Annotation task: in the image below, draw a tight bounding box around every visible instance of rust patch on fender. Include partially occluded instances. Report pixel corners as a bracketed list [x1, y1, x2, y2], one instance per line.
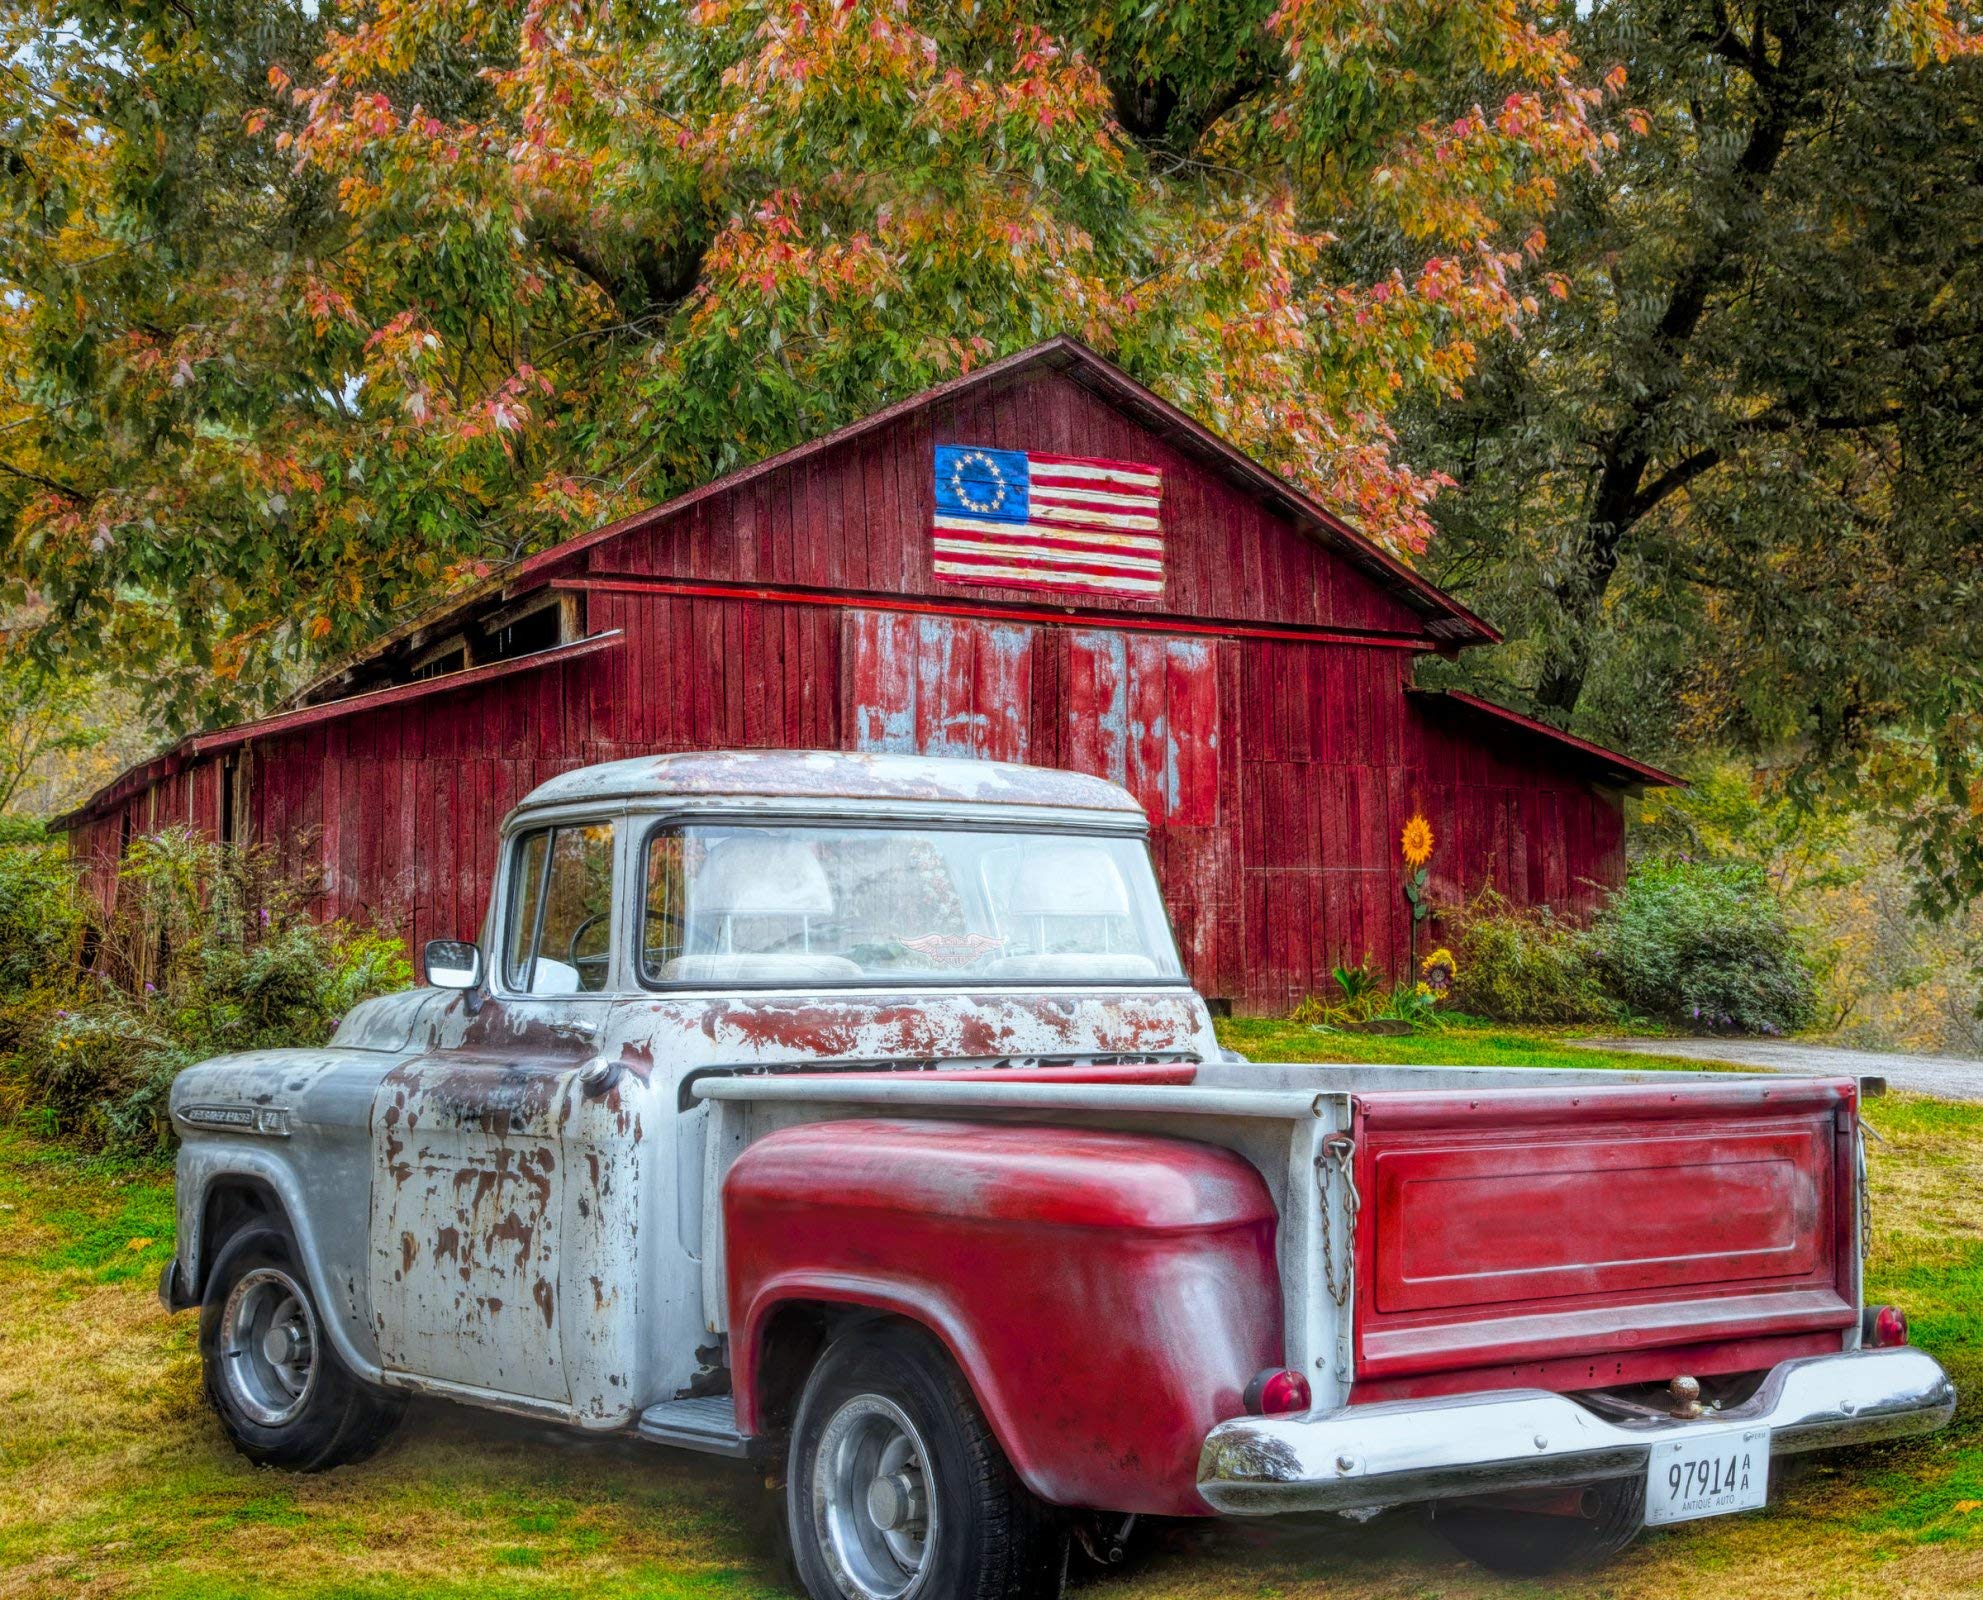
[370, 1058, 572, 1401]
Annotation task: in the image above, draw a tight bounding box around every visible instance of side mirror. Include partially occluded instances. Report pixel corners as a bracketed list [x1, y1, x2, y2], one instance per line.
[425, 939, 484, 992]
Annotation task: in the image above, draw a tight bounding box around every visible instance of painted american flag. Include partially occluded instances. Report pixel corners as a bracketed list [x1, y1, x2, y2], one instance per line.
[931, 444, 1164, 598]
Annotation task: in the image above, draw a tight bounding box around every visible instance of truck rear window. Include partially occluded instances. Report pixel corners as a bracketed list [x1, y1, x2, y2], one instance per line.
[639, 824, 1184, 988]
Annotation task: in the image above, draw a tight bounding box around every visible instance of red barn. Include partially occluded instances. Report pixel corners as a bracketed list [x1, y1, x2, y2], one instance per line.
[60, 339, 1675, 1013]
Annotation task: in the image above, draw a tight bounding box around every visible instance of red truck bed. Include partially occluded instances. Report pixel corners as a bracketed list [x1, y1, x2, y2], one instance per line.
[1349, 1078, 1859, 1400]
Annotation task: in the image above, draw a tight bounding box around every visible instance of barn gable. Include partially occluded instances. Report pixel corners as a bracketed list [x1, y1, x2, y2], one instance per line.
[534, 346, 1484, 643]
[295, 338, 1491, 707]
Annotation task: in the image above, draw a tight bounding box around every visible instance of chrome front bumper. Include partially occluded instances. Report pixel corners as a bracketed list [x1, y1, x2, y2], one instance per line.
[1197, 1347, 1956, 1516]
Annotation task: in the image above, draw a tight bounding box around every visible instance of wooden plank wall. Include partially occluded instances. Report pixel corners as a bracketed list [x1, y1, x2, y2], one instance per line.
[594, 365, 1434, 640]
[68, 590, 1623, 1014]
[1236, 641, 1623, 1013]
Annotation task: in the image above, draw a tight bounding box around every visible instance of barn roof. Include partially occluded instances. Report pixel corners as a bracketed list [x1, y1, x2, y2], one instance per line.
[516, 749, 1145, 817]
[1408, 690, 1685, 790]
[293, 337, 1497, 705]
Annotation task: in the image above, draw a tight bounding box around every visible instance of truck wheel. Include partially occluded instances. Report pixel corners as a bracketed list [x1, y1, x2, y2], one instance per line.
[199, 1225, 404, 1472]
[786, 1323, 1068, 1600]
[1431, 1477, 1645, 1575]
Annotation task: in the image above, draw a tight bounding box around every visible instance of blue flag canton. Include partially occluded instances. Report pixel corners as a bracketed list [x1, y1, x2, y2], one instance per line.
[934, 445, 1031, 525]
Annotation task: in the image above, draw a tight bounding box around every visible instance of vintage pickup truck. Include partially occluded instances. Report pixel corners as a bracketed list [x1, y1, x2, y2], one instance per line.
[162, 750, 1953, 1597]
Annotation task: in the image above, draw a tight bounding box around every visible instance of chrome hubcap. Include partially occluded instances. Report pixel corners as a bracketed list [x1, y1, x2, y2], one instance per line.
[221, 1266, 318, 1426]
[813, 1395, 936, 1599]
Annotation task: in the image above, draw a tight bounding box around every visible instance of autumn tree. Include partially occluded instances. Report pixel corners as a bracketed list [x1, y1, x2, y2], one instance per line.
[0, 0, 1628, 730]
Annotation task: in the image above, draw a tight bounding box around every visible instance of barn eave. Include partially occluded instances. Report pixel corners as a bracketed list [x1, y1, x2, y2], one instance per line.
[1408, 689, 1685, 792]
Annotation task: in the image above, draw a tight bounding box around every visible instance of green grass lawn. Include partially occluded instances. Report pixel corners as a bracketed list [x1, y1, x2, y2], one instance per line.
[1, 1056, 1977, 1598]
[1215, 1016, 1736, 1072]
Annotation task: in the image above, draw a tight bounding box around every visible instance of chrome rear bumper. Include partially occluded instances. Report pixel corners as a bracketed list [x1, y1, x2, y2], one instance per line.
[1197, 1347, 1955, 1516]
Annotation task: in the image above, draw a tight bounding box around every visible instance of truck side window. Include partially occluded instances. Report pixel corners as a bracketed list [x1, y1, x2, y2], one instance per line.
[505, 822, 616, 994]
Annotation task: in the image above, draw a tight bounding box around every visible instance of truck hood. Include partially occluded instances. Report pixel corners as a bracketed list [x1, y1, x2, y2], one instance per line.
[169, 1046, 399, 1135]
[603, 986, 1220, 1081]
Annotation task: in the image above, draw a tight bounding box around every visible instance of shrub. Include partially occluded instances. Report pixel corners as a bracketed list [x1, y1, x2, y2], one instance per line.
[0, 828, 412, 1156]
[1444, 889, 1616, 1025]
[0, 820, 83, 1003]
[1289, 960, 1385, 1025]
[1592, 859, 1818, 1034]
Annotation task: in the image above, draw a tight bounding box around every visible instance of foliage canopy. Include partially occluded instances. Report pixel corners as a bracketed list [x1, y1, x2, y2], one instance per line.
[4, 0, 1981, 927]
[0, 0, 1633, 728]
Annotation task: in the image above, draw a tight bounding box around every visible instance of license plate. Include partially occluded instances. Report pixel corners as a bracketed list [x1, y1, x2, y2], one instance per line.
[1644, 1429, 1770, 1525]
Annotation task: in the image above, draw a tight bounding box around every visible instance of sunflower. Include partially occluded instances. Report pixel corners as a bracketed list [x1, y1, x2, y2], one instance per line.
[1420, 946, 1456, 996]
[1400, 814, 1434, 868]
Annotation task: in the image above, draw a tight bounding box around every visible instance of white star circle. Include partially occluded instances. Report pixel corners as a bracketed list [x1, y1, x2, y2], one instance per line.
[949, 450, 1009, 515]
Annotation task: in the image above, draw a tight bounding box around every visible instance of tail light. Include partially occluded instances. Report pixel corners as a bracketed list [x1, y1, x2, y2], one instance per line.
[1243, 1367, 1312, 1416]
[1864, 1304, 1909, 1348]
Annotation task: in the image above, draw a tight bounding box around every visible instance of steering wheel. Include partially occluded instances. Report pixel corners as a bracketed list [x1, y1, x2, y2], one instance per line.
[566, 911, 613, 985]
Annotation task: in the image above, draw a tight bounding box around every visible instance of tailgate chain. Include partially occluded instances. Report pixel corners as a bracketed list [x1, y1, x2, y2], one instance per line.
[1316, 1133, 1360, 1307]
[1857, 1122, 1872, 1262]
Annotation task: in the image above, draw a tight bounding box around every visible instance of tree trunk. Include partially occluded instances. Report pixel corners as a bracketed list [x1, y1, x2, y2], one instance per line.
[1532, 5, 1819, 717]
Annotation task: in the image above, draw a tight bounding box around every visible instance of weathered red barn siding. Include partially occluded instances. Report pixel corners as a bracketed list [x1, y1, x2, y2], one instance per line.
[576, 364, 1433, 638]
[64, 343, 1655, 1014]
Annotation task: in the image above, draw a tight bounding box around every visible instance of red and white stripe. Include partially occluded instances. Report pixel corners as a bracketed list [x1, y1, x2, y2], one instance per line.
[933, 452, 1165, 598]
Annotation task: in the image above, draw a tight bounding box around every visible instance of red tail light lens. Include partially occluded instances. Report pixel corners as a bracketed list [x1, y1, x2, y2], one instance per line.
[1243, 1367, 1312, 1416]
[1865, 1304, 1909, 1348]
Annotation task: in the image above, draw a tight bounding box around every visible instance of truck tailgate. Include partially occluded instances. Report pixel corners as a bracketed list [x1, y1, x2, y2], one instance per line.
[1350, 1078, 1858, 1392]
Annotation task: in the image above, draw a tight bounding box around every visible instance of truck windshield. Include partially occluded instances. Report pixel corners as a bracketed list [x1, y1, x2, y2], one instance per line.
[639, 823, 1184, 987]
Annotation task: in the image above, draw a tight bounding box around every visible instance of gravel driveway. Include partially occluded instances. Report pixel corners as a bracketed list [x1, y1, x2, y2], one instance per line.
[1577, 1036, 1983, 1102]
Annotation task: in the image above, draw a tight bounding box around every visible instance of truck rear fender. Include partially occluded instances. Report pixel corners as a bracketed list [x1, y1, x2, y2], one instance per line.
[724, 1119, 1284, 1517]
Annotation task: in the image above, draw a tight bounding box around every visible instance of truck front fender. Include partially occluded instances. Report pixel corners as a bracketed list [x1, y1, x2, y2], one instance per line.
[724, 1118, 1283, 1516]
[172, 1140, 386, 1386]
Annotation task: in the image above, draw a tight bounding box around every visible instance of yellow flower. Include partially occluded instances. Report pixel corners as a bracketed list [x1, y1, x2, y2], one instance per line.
[1401, 814, 1434, 868]
[1421, 946, 1456, 997]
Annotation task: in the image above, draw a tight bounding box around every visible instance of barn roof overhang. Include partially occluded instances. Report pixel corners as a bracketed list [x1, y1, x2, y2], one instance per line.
[1407, 689, 1685, 791]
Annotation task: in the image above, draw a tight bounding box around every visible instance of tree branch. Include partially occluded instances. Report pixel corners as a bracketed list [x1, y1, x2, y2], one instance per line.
[529, 215, 705, 319]
[0, 458, 85, 500]
[1628, 406, 1910, 520]
[1534, 2, 1827, 712]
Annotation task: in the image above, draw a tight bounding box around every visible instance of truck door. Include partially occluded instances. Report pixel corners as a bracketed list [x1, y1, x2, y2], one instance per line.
[369, 819, 618, 1408]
